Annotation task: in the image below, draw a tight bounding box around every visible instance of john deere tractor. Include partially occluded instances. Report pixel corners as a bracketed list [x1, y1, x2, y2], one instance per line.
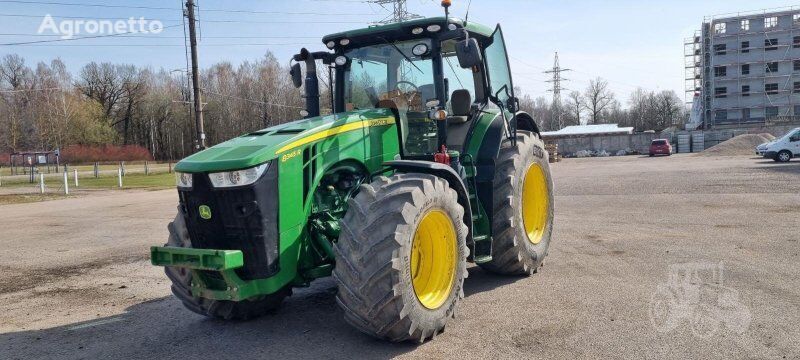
[151, 5, 554, 343]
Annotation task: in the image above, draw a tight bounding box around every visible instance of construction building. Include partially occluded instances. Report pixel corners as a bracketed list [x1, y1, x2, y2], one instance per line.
[685, 7, 800, 129]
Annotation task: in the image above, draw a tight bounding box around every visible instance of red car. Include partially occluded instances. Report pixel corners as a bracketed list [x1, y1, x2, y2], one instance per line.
[649, 139, 672, 156]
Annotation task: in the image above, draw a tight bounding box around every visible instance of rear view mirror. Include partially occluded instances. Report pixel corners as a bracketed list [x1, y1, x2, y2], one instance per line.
[455, 38, 482, 68]
[290, 63, 302, 88]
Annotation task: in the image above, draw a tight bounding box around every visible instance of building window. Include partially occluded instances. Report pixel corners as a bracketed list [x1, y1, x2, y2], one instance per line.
[714, 66, 726, 77]
[742, 85, 750, 96]
[715, 110, 727, 121]
[765, 38, 778, 51]
[794, 82, 800, 93]
[714, 87, 727, 98]
[766, 62, 779, 73]
[765, 16, 778, 28]
[765, 83, 779, 95]
[795, 36, 800, 48]
[741, 41, 750, 53]
[795, 105, 800, 116]
[794, 14, 800, 25]
[741, 19, 750, 30]
[741, 64, 750, 75]
[795, 60, 800, 71]
[743, 108, 751, 120]
[713, 43, 726, 55]
[766, 106, 779, 118]
[714, 22, 726, 34]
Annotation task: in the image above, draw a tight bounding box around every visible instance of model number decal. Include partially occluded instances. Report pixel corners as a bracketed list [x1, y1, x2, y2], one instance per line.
[281, 149, 302, 162]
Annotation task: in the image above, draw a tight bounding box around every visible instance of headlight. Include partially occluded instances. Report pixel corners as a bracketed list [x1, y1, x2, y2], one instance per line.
[334, 55, 348, 66]
[176, 172, 193, 188]
[326, 41, 335, 49]
[426, 24, 441, 32]
[208, 163, 269, 188]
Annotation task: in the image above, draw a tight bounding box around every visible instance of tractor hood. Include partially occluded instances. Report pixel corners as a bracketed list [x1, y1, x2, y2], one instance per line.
[174, 108, 395, 173]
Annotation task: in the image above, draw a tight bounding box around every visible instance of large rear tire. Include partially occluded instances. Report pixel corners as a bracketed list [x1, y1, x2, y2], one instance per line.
[164, 209, 290, 320]
[333, 173, 469, 342]
[479, 130, 554, 275]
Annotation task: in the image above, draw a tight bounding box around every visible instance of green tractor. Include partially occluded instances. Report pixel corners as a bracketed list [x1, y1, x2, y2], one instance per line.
[151, 7, 554, 343]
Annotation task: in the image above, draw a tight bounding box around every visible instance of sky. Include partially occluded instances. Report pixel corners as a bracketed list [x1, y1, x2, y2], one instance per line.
[0, 0, 798, 108]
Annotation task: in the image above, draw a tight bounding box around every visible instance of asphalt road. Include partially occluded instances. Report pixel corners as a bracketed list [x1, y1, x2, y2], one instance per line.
[1, 154, 799, 359]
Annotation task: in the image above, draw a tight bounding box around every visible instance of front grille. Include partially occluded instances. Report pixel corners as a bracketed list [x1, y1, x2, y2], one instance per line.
[179, 160, 280, 280]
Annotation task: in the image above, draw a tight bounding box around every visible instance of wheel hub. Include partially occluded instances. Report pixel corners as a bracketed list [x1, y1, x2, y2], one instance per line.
[521, 163, 549, 244]
[410, 209, 457, 309]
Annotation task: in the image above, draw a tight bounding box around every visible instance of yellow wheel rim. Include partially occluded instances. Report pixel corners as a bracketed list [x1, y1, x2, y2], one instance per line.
[521, 163, 549, 245]
[410, 209, 457, 310]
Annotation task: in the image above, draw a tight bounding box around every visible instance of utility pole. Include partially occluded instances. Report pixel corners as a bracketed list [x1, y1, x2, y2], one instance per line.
[185, 0, 206, 150]
[369, 0, 421, 24]
[544, 52, 571, 130]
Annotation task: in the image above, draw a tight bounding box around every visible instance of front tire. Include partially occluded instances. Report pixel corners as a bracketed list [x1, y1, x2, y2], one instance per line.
[333, 173, 469, 342]
[164, 209, 290, 320]
[480, 131, 555, 275]
[777, 150, 792, 162]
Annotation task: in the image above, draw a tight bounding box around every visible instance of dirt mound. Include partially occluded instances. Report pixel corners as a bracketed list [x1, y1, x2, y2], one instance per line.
[700, 133, 775, 156]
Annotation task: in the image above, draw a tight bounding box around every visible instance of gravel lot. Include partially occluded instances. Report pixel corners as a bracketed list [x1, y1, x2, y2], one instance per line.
[1, 154, 799, 359]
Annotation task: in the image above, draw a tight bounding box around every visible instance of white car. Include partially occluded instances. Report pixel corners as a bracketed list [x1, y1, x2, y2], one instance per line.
[761, 127, 800, 162]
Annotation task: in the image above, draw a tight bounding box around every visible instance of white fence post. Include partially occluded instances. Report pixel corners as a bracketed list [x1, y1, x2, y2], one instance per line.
[118, 167, 123, 188]
[40, 173, 45, 194]
[63, 171, 69, 195]
[74, 169, 78, 187]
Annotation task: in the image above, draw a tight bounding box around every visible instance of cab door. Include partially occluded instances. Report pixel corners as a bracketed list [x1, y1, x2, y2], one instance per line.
[483, 26, 516, 121]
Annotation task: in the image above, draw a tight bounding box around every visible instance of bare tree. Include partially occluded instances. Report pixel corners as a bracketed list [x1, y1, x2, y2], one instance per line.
[583, 77, 615, 124]
[564, 91, 583, 126]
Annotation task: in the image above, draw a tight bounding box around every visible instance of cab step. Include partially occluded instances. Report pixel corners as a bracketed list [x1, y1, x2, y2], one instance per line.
[474, 255, 493, 264]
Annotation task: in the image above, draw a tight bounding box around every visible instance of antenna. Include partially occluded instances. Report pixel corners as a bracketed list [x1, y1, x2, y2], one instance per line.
[465, 0, 473, 23]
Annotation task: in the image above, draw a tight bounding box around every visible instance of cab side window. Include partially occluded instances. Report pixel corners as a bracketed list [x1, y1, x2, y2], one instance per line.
[441, 40, 476, 113]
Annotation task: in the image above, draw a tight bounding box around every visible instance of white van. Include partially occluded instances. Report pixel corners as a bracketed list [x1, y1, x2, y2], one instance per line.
[757, 127, 800, 162]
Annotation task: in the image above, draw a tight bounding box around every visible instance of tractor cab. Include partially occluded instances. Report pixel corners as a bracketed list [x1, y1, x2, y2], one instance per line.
[294, 16, 521, 161]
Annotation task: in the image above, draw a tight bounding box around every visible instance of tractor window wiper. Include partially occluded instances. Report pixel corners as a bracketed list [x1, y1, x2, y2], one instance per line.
[378, 37, 422, 73]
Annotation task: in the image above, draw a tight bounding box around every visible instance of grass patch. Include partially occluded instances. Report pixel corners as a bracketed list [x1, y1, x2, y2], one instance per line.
[0, 172, 174, 190]
[77, 172, 175, 189]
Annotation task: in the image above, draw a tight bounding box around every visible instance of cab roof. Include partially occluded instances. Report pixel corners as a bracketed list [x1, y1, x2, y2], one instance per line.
[321, 16, 495, 44]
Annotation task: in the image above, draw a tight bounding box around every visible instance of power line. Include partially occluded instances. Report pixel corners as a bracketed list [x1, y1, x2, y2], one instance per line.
[204, 91, 305, 110]
[0, 33, 322, 39]
[0, 0, 378, 16]
[0, 24, 183, 46]
[2, 43, 320, 47]
[0, 13, 366, 24]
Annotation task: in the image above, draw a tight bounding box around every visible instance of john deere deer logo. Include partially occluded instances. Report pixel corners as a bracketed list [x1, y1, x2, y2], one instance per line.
[198, 205, 212, 220]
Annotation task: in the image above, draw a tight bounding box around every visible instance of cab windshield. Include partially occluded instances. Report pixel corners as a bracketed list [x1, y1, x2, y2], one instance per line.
[343, 39, 439, 154]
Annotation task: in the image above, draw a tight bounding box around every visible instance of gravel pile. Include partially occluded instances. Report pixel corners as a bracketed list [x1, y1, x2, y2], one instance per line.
[700, 133, 776, 156]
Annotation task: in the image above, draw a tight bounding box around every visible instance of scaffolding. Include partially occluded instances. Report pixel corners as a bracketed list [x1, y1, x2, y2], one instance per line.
[685, 6, 800, 129]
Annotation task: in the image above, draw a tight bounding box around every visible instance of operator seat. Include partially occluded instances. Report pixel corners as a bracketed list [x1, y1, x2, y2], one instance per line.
[446, 89, 473, 152]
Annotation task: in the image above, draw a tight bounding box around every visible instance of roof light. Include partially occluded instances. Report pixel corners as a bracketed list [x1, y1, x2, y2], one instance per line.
[427, 24, 441, 32]
[412, 43, 429, 56]
[411, 27, 424, 35]
[326, 41, 335, 49]
[448, 24, 457, 31]
[339, 38, 350, 46]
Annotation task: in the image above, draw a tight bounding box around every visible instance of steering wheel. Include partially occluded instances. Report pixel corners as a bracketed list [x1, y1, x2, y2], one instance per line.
[395, 81, 419, 104]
